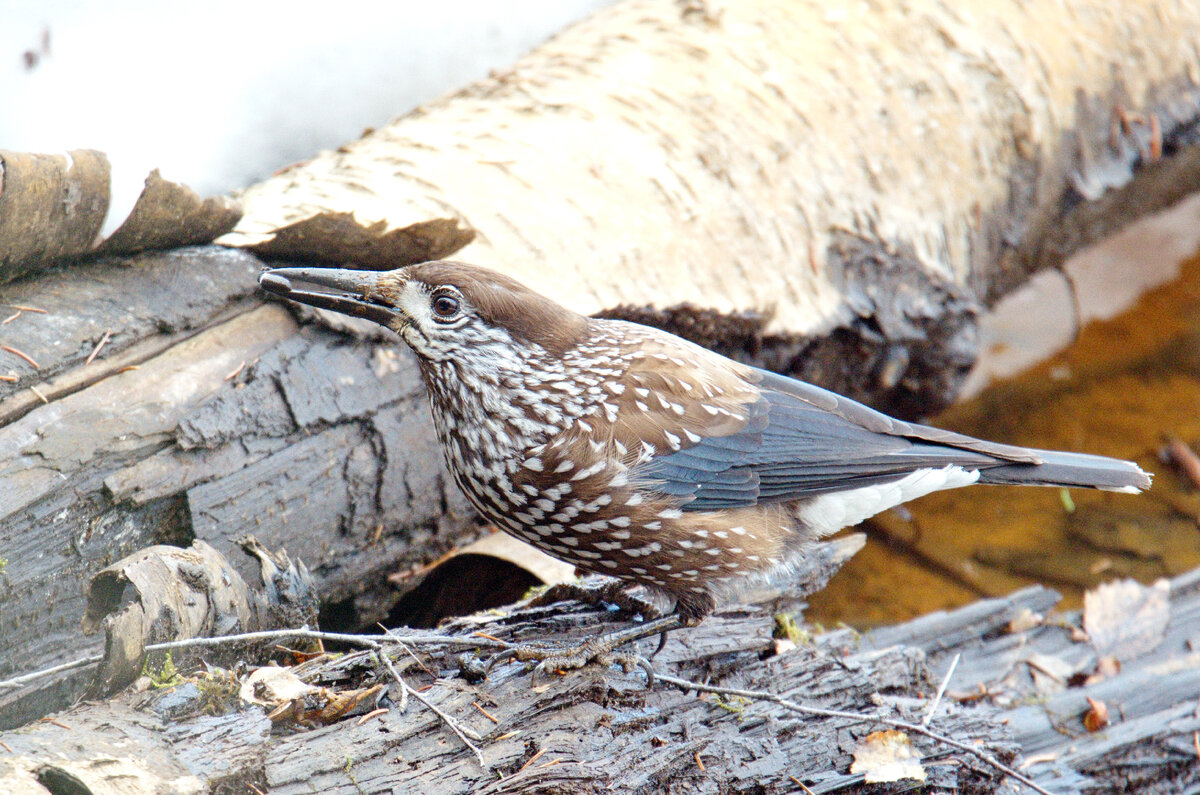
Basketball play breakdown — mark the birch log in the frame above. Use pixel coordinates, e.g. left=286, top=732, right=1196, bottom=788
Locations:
left=227, top=0, right=1200, bottom=412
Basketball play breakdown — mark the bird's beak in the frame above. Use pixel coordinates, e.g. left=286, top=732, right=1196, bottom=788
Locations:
left=258, top=267, right=401, bottom=326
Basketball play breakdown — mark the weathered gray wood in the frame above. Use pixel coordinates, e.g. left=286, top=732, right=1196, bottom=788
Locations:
left=0, top=247, right=476, bottom=728
left=6, top=563, right=1199, bottom=793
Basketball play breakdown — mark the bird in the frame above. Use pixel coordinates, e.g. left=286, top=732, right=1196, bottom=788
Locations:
left=258, top=261, right=1150, bottom=664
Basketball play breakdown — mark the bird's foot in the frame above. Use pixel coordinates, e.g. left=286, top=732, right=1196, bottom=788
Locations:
left=502, top=638, right=651, bottom=680
left=486, top=613, right=682, bottom=684
left=528, top=578, right=662, bottom=620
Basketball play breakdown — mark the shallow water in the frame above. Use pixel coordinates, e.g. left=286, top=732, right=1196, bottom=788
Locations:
left=806, top=251, right=1200, bottom=627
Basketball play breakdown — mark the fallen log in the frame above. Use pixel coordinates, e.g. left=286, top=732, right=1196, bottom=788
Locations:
left=3, top=549, right=1197, bottom=793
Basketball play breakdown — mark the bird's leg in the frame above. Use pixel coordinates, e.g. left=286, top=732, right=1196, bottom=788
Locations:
left=528, top=577, right=662, bottom=620
left=486, top=613, right=684, bottom=682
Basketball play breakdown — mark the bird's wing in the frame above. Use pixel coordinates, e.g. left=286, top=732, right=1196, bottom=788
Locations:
left=605, top=329, right=1041, bottom=510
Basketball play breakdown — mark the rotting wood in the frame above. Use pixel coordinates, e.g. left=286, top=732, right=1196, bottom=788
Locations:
left=3, top=558, right=1197, bottom=794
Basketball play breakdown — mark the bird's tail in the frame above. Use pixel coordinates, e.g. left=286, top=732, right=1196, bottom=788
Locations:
left=978, top=449, right=1151, bottom=493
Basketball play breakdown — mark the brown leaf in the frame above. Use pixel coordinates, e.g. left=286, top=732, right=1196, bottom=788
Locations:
left=1083, top=696, right=1110, bottom=732
left=850, top=730, right=926, bottom=784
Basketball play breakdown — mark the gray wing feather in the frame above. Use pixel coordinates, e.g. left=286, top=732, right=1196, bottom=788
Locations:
left=636, top=368, right=1043, bottom=510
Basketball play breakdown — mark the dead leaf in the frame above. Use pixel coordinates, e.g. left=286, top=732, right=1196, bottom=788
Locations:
left=850, top=730, right=926, bottom=784
left=240, top=666, right=317, bottom=707
left=1084, top=577, right=1170, bottom=661
left=1083, top=696, right=1110, bottom=732
left=242, top=667, right=384, bottom=727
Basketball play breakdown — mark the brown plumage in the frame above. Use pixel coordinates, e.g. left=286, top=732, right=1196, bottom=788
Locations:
left=259, top=261, right=1151, bottom=624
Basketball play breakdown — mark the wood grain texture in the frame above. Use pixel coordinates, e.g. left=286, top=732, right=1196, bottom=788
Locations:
left=4, top=563, right=1198, bottom=793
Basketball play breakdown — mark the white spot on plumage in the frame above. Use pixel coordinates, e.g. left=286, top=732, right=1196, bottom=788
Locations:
left=523, top=457, right=544, bottom=471
left=664, top=431, right=681, bottom=450
left=625, top=494, right=643, bottom=506
left=554, top=460, right=575, bottom=473
left=572, top=461, right=607, bottom=481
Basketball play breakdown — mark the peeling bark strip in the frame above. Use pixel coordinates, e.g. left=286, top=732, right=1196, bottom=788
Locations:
left=0, top=152, right=241, bottom=283
left=0, top=150, right=109, bottom=281
left=226, top=0, right=1200, bottom=406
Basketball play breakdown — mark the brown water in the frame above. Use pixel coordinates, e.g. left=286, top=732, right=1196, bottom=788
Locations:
left=806, top=252, right=1200, bottom=627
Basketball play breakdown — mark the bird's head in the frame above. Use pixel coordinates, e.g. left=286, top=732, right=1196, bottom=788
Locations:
left=259, top=261, right=589, bottom=364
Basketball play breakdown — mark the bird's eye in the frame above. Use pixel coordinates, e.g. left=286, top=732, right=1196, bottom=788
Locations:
left=430, top=290, right=461, bottom=321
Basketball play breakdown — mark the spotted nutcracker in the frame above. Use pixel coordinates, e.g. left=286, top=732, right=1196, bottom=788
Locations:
left=259, top=262, right=1150, bottom=645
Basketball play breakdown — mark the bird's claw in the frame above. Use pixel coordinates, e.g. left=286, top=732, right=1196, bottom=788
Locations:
left=485, top=636, right=656, bottom=686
